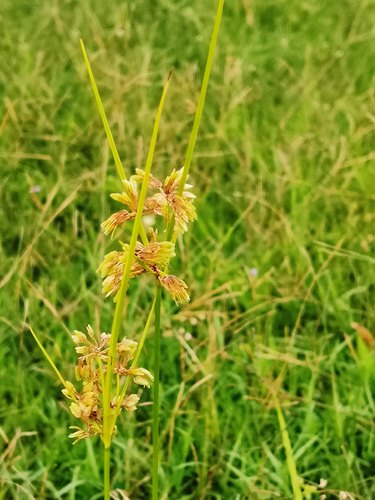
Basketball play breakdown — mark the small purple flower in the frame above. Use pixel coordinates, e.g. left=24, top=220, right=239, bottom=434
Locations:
left=249, top=267, right=258, bottom=277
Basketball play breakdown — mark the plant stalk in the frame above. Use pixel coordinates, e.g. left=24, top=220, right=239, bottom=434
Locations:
left=275, top=403, right=303, bottom=500
left=81, top=39, right=150, bottom=246
left=29, top=327, right=67, bottom=389
left=104, top=445, right=110, bottom=500
left=152, top=285, right=162, bottom=500
left=80, top=39, right=127, bottom=183
left=166, top=0, right=225, bottom=242
left=110, top=297, right=156, bottom=432
left=177, top=0, right=225, bottom=196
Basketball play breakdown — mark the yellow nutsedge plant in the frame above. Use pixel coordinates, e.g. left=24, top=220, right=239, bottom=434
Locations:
left=30, top=1, right=224, bottom=498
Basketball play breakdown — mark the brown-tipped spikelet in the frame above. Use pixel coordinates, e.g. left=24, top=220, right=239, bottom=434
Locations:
left=135, top=241, right=175, bottom=268
left=103, top=167, right=196, bottom=236
left=125, top=367, right=154, bottom=388
left=160, top=168, right=197, bottom=232
left=97, top=249, right=145, bottom=300
left=111, top=179, right=139, bottom=211
left=158, top=275, right=190, bottom=304
left=101, top=210, right=135, bottom=236
left=121, top=394, right=140, bottom=412
left=132, top=168, right=162, bottom=189
left=98, top=240, right=181, bottom=301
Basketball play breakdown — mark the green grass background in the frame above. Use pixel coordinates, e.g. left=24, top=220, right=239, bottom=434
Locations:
left=1, top=0, right=375, bottom=498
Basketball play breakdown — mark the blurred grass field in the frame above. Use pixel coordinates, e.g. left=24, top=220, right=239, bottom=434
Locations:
left=1, top=0, right=375, bottom=498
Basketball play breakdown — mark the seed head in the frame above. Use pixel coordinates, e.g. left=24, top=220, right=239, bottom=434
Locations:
left=125, top=367, right=154, bottom=388
left=97, top=251, right=123, bottom=278
left=101, top=210, right=134, bottom=236
left=98, top=249, right=145, bottom=299
left=143, top=195, right=164, bottom=216
left=70, top=325, right=110, bottom=363
left=121, top=394, right=140, bottom=412
left=160, top=168, right=196, bottom=232
left=111, top=179, right=139, bottom=211
left=68, top=381, right=100, bottom=421
left=68, top=426, right=96, bottom=444
left=163, top=168, right=183, bottom=195
left=158, top=275, right=190, bottom=304
left=62, top=380, right=77, bottom=400
left=170, top=195, right=196, bottom=232
left=132, top=168, right=162, bottom=189
left=117, top=337, right=138, bottom=365
left=75, top=363, right=98, bottom=382
left=135, top=240, right=175, bottom=268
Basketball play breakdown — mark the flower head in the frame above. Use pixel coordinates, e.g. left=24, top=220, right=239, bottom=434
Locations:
left=170, top=194, right=197, bottom=232
left=68, top=426, right=97, bottom=444
left=161, top=168, right=196, bottom=232
left=62, top=318, right=154, bottom=444
left=135, top=240, right=175, bottom=268
left=97, top=249, right=145, bottom=300
left=158, top=275, right=190, bottom=304
left=116, top=337, right=138, bottom=366
left=126, top=367, right=154, bottom=388
left=111, top=179, right=139, bottom=211
left=70, top=325, right=110, bottom=363
left=68, top=380, right=101, bottom=422
left=121, top=394, right=140, bottom=412
left=123, top=166, right=197, bottom=233
left=132, top=168, right=162, bottom=190
left=101, top=210, right=135, bottom=236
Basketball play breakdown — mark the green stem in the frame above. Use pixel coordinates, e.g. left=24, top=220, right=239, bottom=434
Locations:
left=275, top=403, right=303, bottom=500
left=80, top=39, right=127, bottom=183
left=139, top=222, right=149, bottom=245
left=152, top=285, right=162, bottom=500
left=104, top=445, right=110, bottom=500
left=81, top=39, right=150, bottom=245
left=166, top=0, right=225, bottom=242
left=29, top=327, right=67, bottom=389
left=110, top=298, right=156, bottom=433
left=177, top=0, right=225, bottom=196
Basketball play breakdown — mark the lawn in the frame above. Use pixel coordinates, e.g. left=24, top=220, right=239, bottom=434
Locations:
left=0, top=0, right=374, bottom=498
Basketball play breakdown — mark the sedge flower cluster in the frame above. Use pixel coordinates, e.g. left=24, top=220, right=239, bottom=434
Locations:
left=99, top=167, right=196, bottom=304
left=65, top=165, right=195, bottom=443
left=62, top=325, right=153, bottom=443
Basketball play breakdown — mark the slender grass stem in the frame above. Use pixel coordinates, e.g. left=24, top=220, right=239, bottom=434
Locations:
left=104, top=446, right=110, bottom=500
left=177, top=0, right=225, bottom=196
left=110, top=298, right=156, bottom=433
left=166, top=0, right=225, bottom=242
left=81, top=39, right=150, bottom=245
left=80, top=40, right=126, bottom=183
left=29, top=328, right=67, bottom=389
left=152, top=285, right=162, bottom=500
left=139, top=222, right=149, bottom=246
left=275, top=403, right=303, bottom=500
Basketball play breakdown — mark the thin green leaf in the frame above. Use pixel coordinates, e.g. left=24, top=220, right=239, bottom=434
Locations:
left=29, top=327, right=67, bottom=389
left=80, top=39, right=126, bottom=182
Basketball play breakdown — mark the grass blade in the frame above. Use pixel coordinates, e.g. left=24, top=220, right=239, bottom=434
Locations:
left=80, top=39, right=127, bottom=182
left=29, top=327, right=67, bottom=389
left=275, top=403, right=303, bottom=500
left=178, top=0, right=225, bottom=195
